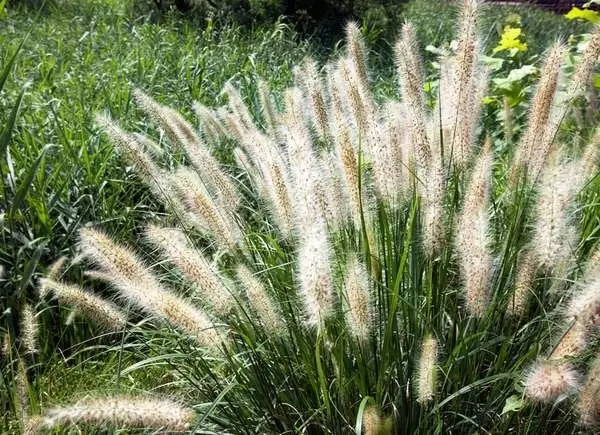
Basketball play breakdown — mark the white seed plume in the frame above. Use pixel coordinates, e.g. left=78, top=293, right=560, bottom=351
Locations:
left=507, top=252, right=537, bottom=317
left=281, top=87, right=332, bottom=231
left=39, top=278, right=127, bottom=332
left=297, top=224, right=334, bottom=327
left=530, top=154, right=582, bottom=272
left=578, top=352, right=600, bottom=427
left=170, top=167, right=241, bottom=250
left=512, top=43, right=565, bottom=181
left=395, top=22, right=432, bottom=174
left=565, top=276, right=600, bottom=332
left=416, top=335, right=438, bottom=404
left=236, top=265, right=284, bottom=335
left=133, top=89, right=239, bottom=212
left=20, top=304, right=38, bottom=355
left=192, top=101, right=228, bottom=142
left=447, top=0, right=484, bottom=167
left=524, top=361, right=579, bottom=402
left=571, top=25, right=600, bottom=92
left=456, top=144, right=493, bottom=316
left=78, top=228, right=223, bottom=347
left=25, top=396, right=195, bottom=434
left=328, top=69, right=364, bottom=226
left=422, top=158, right=446, bottom=255
left=343, top=254, right=373, bottom=342
left=145, top=225, right=235, bottom=316
left=295, top=58, right=329, bottom=140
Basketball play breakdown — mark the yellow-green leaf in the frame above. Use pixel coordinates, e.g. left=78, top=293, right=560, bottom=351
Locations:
left=493, top=26, right=528, bottom=54
left=565, top=7, right=600, bottom=24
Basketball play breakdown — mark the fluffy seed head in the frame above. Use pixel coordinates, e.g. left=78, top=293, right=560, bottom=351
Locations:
left=297, top=225, right=334, bottom=327
left=170, top=168, right=241, bottom=250
left=524, top=361, right=579, bottom=402
left=146, top=225, right=235, bottom=316
left=39, top=278, right=127, bottom=332
left=236, top=265, right=284, bottom=335
left=416, top=335, right=438, bottom=404
left=565, top=276, right=600, bottom=330
left=20, top=304, right=38, bottom=355
left=571, top=25, right=600, bottom=91
left=578, top=352, right=600, bottom=427
left=362, top=405, right=382, bottom=435
left=343, top=254, right=373, bottom=342
left=79, top=228, right=222, bottom=347
left=514, top=42, right=565, bottom=180
left=531, top=156, right=580, bottom=272
left=508, top=251, right=537, bottom=317
left=395, top=23, right=431, bottom=173
left=456, top=144, right=493, bottom=316
left=25, top=396, right=195, bottom=434
left=78, top=228, right=158, bottom=288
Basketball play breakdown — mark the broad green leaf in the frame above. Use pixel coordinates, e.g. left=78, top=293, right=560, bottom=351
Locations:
left=481, top=55, right=504, bottom=71
left=492, top=65, right=537, bottom=90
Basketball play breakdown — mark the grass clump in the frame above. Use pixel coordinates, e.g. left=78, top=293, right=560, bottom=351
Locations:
left=11, top=0, right=600, bottom=433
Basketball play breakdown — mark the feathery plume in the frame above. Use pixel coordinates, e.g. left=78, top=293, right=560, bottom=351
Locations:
left=16, top=358, right=29, bottom=428
left=455, top=143, right=493, bottom=316
left=257, top=79, right=279, bottom=134
left=281, top=87, right=332, bottom=230
left=416, top=335, right=438, bottom=404
left=565, top=276, right=600, bottom=331
left=134, top=89, right=240, bottom=211
left=25, top=396, right=195, bottom=434
left=297, top=225, right=334, bottom=327
left=578, top=352, right=600, bottom=427
left=223, top=82, right=255, bottom=131
left=524, top=361, right=579, bottom=402
left=328, top=68, right=364, bottom=225
left=95, top=114, right=193, bottom=225
left=550, top=323, right=588, bottom=360
left=170, top=167, right=241, bottom=250
left=192, top=102, right=228, bottom=142
left=132, top=133, right=165, bottom=158
left=146, top=225, right=235, bottom=316
left=508, top=251, right=537, bottom=317
left=530, top=154, right=581, bottom=272
left=362, top=405, right=382, bottom=435
left=422, top=159, right=446, bottom=255
left=132, top=89, right=184, bottom=152
left=512, top=43, right=565, bottom=180
left=395, top=22, right=431, bottom=173
left=95, top=114, right=165, bottom=195
left=46, top=256, right=68, bottom=281
left=78, top=228, right=223, bottom=347
left=295, top=58, right=329, bottom=140
left=236, top=265, right=284, bottom=335
left=445, top=0, right=485, bottom=167
left=20, top=304, right=38, bottom=355
left=571, top=25, right=600, bottom=91
left=345, top=22, right=368, bottom=87
left=39, top=278, right=127, bottom=332
left=343, top=254, right=373, bottom=342
left=79, top=228, right=158, bottom=288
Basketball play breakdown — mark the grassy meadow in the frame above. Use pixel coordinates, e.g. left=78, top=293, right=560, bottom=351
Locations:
left=2, top=0, right=600, bottom=433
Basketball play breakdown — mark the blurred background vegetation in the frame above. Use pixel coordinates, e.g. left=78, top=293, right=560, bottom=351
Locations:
left=0, top=0, right=595, bottom=430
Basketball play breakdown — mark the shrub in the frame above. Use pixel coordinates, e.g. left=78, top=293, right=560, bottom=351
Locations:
left=12, top=0, right=600, bottom=433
